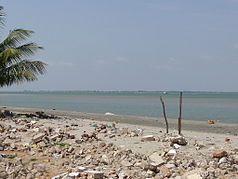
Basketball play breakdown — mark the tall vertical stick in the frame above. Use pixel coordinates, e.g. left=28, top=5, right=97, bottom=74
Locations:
left=160, top=96, right=169, bottom=133
left=178, top=92, right=183, bottom=135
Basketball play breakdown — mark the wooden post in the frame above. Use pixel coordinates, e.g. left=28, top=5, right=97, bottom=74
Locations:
left=178, top=92, right=183, bottom=135
left=160, top=96, right=169, bottom=133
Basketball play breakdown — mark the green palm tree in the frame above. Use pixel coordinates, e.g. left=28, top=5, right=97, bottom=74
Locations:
left=0, top=6, right=46, bottom=87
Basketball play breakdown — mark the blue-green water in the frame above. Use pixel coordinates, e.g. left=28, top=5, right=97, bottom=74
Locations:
left=0, top=91, right=238, bottom=123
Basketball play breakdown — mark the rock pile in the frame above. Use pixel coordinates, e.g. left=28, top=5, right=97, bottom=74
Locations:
left=0, top=110, right=238, bottom=178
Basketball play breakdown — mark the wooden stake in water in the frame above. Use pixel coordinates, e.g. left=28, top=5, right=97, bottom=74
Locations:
left=178, top=92, right=183, bottom=135
left=160, top=96, right=169, bottom=133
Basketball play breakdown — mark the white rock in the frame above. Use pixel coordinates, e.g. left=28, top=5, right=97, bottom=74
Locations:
left=51, top=172, right=68, bottom=179
left=141, top=135, right=155, bottom=142
left=183, top=173, right=202, bottom=179
left=32, top=128, right=40, bottom=132
left=165, top=163, right=176, bottom=169
left=167, top=149, right=177, bottom=156
left=118, top=172, right=126, bottom=179
left=68, top=172, right=80, bottom=177
left=85, top=155, right=92, bottom=162
left=30, top=121, right=37, bottom=125
left=75, top=166, right=86, bottom=172
left=173, top=144, right=181, bottom=149
left=218, top=157, right=227, bottom=164
left=149, top=152, right=165, bottom=166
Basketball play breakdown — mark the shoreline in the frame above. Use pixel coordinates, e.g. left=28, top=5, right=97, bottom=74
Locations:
left=1, top=106, right=238, bottom=136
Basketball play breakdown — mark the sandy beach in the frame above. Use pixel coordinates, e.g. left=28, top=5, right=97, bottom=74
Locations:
left=2, top=106, right=238, bottom=135
left=0, top=106, right=238, bottom=178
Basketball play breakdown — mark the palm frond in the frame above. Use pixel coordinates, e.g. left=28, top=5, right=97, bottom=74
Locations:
left=0, top=48, right=20, bottom=66
left=16, top=43, right=43, bottom=57
left=0, top=29, right=34, bottom=51
left=0, top=6, right=5, bottom=26
left=0, top=43, right=43, bottom=66
left=0, top=60, right=47, bottom=87
left=0, top=70, right=37, bottom=87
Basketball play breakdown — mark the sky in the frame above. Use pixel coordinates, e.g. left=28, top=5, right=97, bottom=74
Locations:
left=1, top=0, right=238, bottom=92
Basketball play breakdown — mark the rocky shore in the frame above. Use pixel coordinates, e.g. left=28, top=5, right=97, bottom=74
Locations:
left=0, top=107, right=238, bottom=178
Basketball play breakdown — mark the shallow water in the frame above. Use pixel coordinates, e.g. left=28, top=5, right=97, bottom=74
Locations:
left=0, top=91, right=238, bottom=123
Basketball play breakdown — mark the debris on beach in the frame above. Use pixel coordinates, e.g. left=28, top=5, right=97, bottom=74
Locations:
left=169, top=135, right=188, bottom=146
left=208, top=120, right=215, bottom=124
left=224, top=137, right=230, bottom=142
left=0, top=110, right=238, bottom=178
left=105, top=112, right=115, bottom=116
left=141, top=135, right=156, bottom=142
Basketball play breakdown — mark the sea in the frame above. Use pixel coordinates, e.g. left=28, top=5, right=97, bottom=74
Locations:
left=0, top=91, right=238, bottom=124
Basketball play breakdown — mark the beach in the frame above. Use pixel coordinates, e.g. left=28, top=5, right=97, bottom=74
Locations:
left=0, top=106, right=238, bottom=178
left=2, top=106, right=238, bottom=135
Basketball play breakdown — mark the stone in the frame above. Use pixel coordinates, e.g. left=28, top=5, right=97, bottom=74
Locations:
left=50, top=134, right=59, bottom=141
left=233, top=155, right=238, bottom=164
left=165, top=163, right=176, bottom=169
left=213, top=150, right=228, bottom=158
left=146, top=170, right=155, bottom=177
left=141, top=135, right=155, bottom=142
left=3, top=138, right=13, bottom=145
left=32, top=128, right=40, bottom=132
left=99, top=142, right=106, bottom=148
left=149, top=152, right=165, bottom=166
left=30, top=121, right=37, bottom=125
left=170, top=135, right=187, bottom=145
left=167, top=149, right=177, bottom=156
left=160, top=166, right=171, bottom=177
left=101, top=155, right=109, bottom=165
left=219, top=157, right=227, bottom=164
left=121, top=160, right=133, bottom=167
left=0, top=171, right=8, bottom=179
left=174, top=144, right=181, bottom=149
left=68, top=172, right=80, bottom=177
left=118, top=172, right=126, bottom=179
left=183, top=173, right=202, bottom=179
left=10, top=143, right=17, bottom=149
left=32, top=133, right=45, bottom=143
left=75, top=166, right=86, bottom=172
left=67, top=146, right=74, bottom=153
left=86, top=170, right=104, bottom=179
left=51, top=172, right=68, bottom=179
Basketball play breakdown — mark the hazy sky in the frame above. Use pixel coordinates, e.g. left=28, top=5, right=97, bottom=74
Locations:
left=1, top=0, right=238, bottom=91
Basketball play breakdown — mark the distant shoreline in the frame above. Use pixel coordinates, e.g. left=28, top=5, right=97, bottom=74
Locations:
left=1, top=106, right=238, bottom=136
left=1, top=90, right=238, bottom=93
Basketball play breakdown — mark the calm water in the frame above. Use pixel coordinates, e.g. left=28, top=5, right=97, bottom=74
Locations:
left=0, top=91, right=238, bottom=123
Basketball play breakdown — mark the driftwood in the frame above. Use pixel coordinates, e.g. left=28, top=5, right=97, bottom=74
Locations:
left=178, top=92, right=183, bottom=135
left=160, top=96, right=169, bottom=133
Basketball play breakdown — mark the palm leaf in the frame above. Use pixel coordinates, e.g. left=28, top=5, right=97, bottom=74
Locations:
left=0, top=29, right=34, bottom=51
left=0, top=43, right=43, bottom=66
left=0, top=60, right=47, bottom=87
left=0, top=6, right=5, bottom=26
left=0, top=71, right=37, bottom=87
